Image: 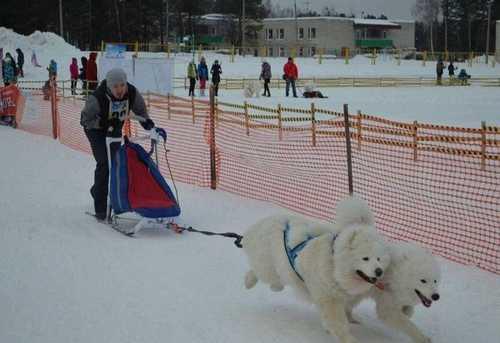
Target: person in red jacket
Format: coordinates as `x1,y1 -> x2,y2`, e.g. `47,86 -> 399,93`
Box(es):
86,52 -> 98,92
69,58 -> 79,95
283,57 -> 298,97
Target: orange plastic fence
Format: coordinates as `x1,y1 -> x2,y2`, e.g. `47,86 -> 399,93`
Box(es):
18,89 -> 500,274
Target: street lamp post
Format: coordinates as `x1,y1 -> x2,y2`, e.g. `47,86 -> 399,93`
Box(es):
486,2 -> 492,64
59,0 -> 64,37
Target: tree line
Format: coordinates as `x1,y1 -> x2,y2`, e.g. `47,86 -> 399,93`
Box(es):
1,0 -> 498,53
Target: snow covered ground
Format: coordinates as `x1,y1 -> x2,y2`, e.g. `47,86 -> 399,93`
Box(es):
1,125 -> 499,343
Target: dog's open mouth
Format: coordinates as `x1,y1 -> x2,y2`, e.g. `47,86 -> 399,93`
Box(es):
356,270 -> 377,284
415,289 -> 432,308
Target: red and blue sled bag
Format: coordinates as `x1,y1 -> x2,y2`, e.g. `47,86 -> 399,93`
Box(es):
110,139 -> 181,218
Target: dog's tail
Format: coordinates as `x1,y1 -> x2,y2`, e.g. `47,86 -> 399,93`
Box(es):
334,195 -> 374,230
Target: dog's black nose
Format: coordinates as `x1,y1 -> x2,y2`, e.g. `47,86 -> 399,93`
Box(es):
375,268 -> 383,277
431,293 -> 440,301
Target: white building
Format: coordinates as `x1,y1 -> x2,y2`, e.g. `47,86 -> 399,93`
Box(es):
260,17 -> 415,57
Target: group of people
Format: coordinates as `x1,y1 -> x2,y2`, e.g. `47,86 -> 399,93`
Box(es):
1,48 -> 24,86
187,57 -> 222,97
436,59 -> 471,85
186,56 -> 301,98
69,52 -> 98,95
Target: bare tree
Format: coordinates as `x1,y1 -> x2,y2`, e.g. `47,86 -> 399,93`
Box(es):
413,0 -> 441,54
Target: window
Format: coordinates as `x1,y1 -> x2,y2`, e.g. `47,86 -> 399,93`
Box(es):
308,27 -> 316,40
279,28 -> 285,40
267,29 -> 273,40
268,47 -> 274,57
211,27 -> 216,35
383,31 -> 387,39
279,47 -> 285,57
310,47 -> 316,56
298,28 -> 304,40
299,47 -> 304,57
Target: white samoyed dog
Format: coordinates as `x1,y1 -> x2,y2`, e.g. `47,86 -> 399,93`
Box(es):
242,196 -> 391,343
346,241 -> 441,343
243,80 -> 261,98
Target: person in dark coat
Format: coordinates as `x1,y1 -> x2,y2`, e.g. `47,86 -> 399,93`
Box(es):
260,60 -> 272,97
436,58 -> 444,85
2,52 -> 17,86
80,68 -> 160,221
210,60 -> 222,96
448,61 -> 455,77
80,56 -> 88,94
15,48 -> 24,78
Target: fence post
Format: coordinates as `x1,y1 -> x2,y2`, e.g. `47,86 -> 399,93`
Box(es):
231,45 -> 235,63
244,101 -> 250,136
345,48 -> 350,64
277,104 -> 283,141
50,79 -> 59,140
311,102 -> 316,147
318,48 -> 323,65
191,95 -> 195,124
423,51 -> 427,66
209,85 -> 217,190
167,93 -> 171,120
357,110 -> 362,151
468,52 -> 473,67
62,80 -> 65,98
413,120 -> 418,161
215,98 -> 219,128
146,91 -> 150,110
481,121 -> 487,171
343,104 -> 354,195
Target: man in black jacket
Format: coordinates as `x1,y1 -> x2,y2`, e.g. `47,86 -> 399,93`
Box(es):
81,68 -> 162,220
15,48 -> 24,78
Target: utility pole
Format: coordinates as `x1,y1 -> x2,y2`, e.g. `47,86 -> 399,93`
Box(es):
294,0 -> 298,45
89,0 -> 92,50
242,0 -> 246,53
486,1 -> 492,64
59,0 -> 64,37
164,0 -> 169,44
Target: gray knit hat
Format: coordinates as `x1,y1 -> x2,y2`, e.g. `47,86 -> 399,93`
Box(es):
106,68 -> 127,88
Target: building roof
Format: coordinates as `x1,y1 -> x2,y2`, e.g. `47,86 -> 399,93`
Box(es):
264,16 -> 353,22
353,19 -> 401,28
199,14 -> 233,21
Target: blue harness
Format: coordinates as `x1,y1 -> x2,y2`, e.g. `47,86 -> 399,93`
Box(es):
283,221 -> 338,282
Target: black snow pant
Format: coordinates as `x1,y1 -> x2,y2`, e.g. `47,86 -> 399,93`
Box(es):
213,81 -> 220,96
263,78 -> 271,96
71,79 -> 77,95
188,77 -> 196,96
85,129 -> 120,219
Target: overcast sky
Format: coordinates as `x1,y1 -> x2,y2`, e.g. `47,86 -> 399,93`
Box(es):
272,0 -> 416,20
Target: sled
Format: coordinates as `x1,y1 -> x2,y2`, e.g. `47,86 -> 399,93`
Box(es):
104,134 -> 181,236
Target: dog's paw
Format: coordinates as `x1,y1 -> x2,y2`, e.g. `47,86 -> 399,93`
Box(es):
270,284 -> 284,292
245,271 -> 258,289
402,305 -> 415,318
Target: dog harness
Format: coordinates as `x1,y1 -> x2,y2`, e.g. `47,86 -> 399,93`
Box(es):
283,221 -> 338,282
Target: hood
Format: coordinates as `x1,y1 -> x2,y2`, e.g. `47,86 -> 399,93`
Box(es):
89,52 -> 97,61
